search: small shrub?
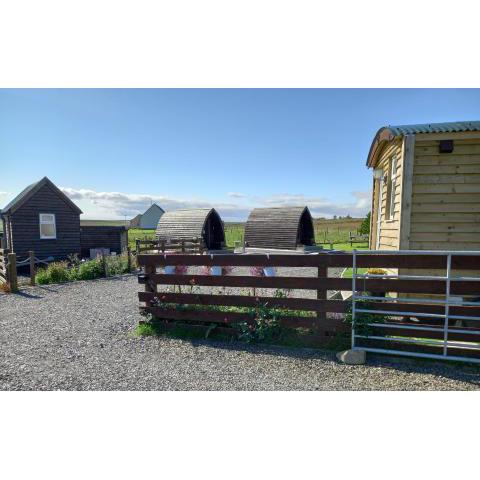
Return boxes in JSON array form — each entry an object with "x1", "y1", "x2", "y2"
[
  {"x1": 105, "y1": 254, "x2": 130, "y2": 276},
  {"x1": 36, "y1": 261, "x2": 70, "y2": 285},
  {"x1": 75, "y1": 258, "x2": 104, "y2": 280},
  {"x1": 135, "y1": 322, "x2": 158, "y2": 336}
]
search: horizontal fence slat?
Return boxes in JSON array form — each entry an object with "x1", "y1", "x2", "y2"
[
  {"x1": 142, "y1": 306, "x2": 254, "y2": 324},
  {"x1": 142, "y1": 274, "x2": 332, "y2": 290},
  {"x1": 138, "y1": 291, "x2": 349, "y2": 314},
  {"x1": 137, "y1": 253, "x2": 480, "y2": 270},
  {"x1": 141, "y1": 306, "x2": 341, "y2": 330},
  {"x1": 138, "y1": 253, "x2": 328, "y2": 267},
  {"x1": 139, "y1": 273, "x2": 480, "y2": 295}
]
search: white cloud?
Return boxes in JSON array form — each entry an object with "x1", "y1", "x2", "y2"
[
  {"x1": 255, "y1": 191, "x2": 371, "y2": 218},
  {"x1": 60, "y1": 186, "x2": 371, "y2": 222},
  {"x1": 227, "y1": 192, "x2": 247, "y2": 198},
  {"x1": 60, "y1": 187, "x2": 251, "y2": 222}
]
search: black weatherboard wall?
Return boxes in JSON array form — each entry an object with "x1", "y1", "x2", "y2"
[{"x1": 80, "y1": 226, "x2": 127, "y2": 257}]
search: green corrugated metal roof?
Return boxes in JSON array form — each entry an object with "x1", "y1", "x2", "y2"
[
  {"x1": 387, "y1": 120, "x2": 480, "y2": 136},
  {"x1": 367, "y1": 120, "x2": 480, "y2": 167}
]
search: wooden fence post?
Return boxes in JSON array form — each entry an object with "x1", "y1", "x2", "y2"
[
  {"x1": 127, "y1": 246, "x2": 132, "y2": 273},
  {"x1": 144, "y1": 263, "x2": 156, "y2": 298},
  {"x1": 316, "y1": 260, "x2": 327, "y2": 334},
  {"x1": 29, "y1": 250, "x2": 35, "y2": 285},
  {"x1": 8, "y1": 253, "x2": 17, "y2": 292},
  {"x1": 135, "y1": 239, "x2": 140, "y2": 256}
]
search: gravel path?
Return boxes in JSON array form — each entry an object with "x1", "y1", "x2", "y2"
[{"x1": 1, "y1": 274, "x2": 480, "y2": 390}]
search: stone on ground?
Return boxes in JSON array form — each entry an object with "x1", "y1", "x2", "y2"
[{"x1": 336, "y1": 349, "x2": 366, "y2": 365}]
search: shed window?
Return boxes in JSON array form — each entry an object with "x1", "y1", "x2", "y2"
[
  {"x1": 39, "y1": 213, "x2": 56, "y2": 239},
  {"x1": 385, "y1": 156, "x2": 398, "y2": 220}
]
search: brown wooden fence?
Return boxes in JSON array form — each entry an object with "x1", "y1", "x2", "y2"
[
  {"x1": 136, "y1": 237, "x2": 205, "y2": 255},
  {"x1": 136, "y1": 252, "x2": 480, "y2": 357}
]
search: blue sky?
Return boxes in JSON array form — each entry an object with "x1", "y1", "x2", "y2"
[{"x1": 1, "y1": 89, "x2": 479, "y2": 221}]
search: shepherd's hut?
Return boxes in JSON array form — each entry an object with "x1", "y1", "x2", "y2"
[{"x1": 367, "y1": 120, "x2": 480, "y2": 251}]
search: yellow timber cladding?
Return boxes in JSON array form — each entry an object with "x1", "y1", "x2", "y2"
[
  {"x1": 370, "y1": 138, "x2": 404, "y2": 250},
  {"x1": 409, "y1": 133, "x2": 480, "y2": 251}
]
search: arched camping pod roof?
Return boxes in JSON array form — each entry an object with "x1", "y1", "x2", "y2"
[
  {"x1": 155, "y1": 208, "x2": 225, "y2": 250},
  {"x1": 244, "y1": 206, "x2": 315, "y2": 250}
]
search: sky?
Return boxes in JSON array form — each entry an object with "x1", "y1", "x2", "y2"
[{"x1": 1, "y1": 88, "x2": 479, "y2": 221}]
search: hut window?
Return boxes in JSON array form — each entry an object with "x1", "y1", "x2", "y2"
[
  {"x1": 385, "y1": 156, "x2": 398, "y2": 220},
  {"x1": 39, "y1": 213, "x2": 56, "y2": 239}
]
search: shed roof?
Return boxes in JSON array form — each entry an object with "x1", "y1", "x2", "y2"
[
  {"x1": 144, "y1": 203, "x2": 165, "y2": 215},
  {"x1": 367, "y1": 120, "x2": 480, "y2": 167},
  {"x1": 244, "y1": 206, "x2": 315, "y2": 250},
  {"x1": 1, "y1": 176, "x2": 83, "y2": 215}
]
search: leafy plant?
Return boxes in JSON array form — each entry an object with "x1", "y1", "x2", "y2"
[
  {"x1": 36, "y1": 261, "x2": 70, "y2": 284},
  {"x1": 344, "y1": 302, "x2": 386, "y2": 336},
  {"x1": 359, "y1": 212, "x2": 371, "y2": 235},
  {"x1": 35, "y1": 253, "x2": 130, "y2": 284}
]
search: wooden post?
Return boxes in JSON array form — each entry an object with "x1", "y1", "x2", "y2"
[
  {"x1": 127, "y1": 246, "x2": 132, "y2": 273},
  {"x1": 8, "y1": 253, "x2": 17, "y2": 292},
  {"x1": 29, "y1": 250, "x2": 35, "y2": 285},
  {"x1": 144, "y1": 263, "x2": 156, "y2": 297},
  {"x1": 316, "y1": 261, "x2": 327, "y2": 334},
  {"x1": 135, "y1": 239, "x2": 140, "y2": 256}
]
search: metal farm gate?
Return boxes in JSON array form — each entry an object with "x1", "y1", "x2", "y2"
[{"x1": 351, "y1": 250, "x2": 480, "y2": 364}]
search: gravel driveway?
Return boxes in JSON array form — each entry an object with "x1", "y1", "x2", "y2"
[{"x1": 1, "y1": 274, "x2": 480, "y2": 390}]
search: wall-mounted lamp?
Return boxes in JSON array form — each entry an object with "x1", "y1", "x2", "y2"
[{"x1": 373, "y1": 168, "x2": 383, "y2": 180}]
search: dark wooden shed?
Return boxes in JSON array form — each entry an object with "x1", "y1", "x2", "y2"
[
  {"x1": 80, "y1": 226, "x2": 128, "y2": 258},
  {"x1": 1, "y1": 177, "x2": 82, "y2": 260},
  {"x1": 155, "y1": 208, "x2": 225, "y2": 250},
  {"x1": 244, "y1": 206, "x2": 315, "y2": 250}
]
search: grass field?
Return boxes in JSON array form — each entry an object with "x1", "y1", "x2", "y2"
[
  {"x1": 128, "y1": 228, "x2": 156, "y2": 249},
  {"x1": 81, "y1": 219, "x2": 129, "y2": 227},
  {"x1": 126, "y1": 218, "x2": 368, "y2": 251}
]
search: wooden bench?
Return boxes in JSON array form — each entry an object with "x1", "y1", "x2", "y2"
[{"x1": 349, "y1": 232, "x2": 369, "y2": 246}]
